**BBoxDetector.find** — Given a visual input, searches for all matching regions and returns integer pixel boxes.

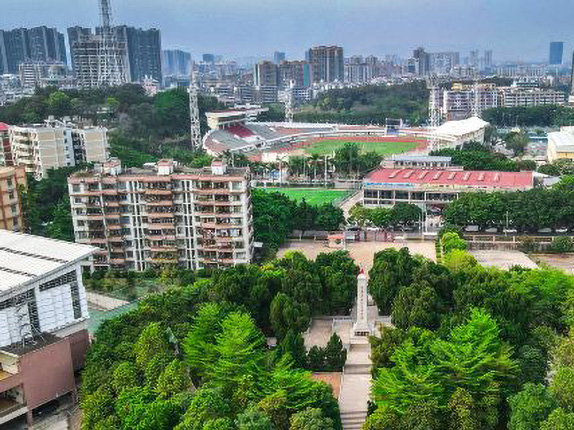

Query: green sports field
[305,139,420,156]
[260,188,350,206]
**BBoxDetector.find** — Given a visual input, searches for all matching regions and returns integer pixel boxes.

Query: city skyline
[4,0,574,63]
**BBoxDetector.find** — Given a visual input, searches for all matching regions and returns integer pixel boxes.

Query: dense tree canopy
[431,142,536,172]
[443,178,574,232]
[81,251,358,430]
[295,81,429,126]
[367,243,574,430]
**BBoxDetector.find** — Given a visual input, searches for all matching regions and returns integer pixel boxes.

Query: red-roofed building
[0,123,12,166]
[363,168,534,209]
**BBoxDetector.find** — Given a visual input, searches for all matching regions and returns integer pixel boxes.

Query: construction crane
[285,80,295,123]
[97,0,126,87]
[427,74,442,152]
[471,70,481,118]
[189,64,202,149]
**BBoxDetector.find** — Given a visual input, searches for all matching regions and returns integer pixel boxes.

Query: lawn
[260,188,350,206]
[305,139,420,156]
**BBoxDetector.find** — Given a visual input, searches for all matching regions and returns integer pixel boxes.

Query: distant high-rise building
[203,53,215,63]
[307,45,344,83]
[69,25,161,86]
[113,26,162,83]
[67,26,92,72]
[0,27,67,74]
[483,50,493,67]
[162,49,191,77]
[254,60,279,87]
[413,47,430,75]
[469,50,480,67]
[27,26,67,65]
[68,28,128,89]
[274,51,286,64]
[549,42,564,65]
[429,52,460,74]
[279,60,311,88]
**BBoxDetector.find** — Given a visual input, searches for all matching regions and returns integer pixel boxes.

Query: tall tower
[189,64,201,149]
[428,74,442,152]
[285,80,295,123]
[98,0,126,87]
[471,71,481,118]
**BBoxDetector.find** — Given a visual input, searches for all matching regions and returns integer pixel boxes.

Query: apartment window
[6,179,12,187]
[77,220,85,227]
[11,205,17,215]
[75,197,82,204]
[8,191,14,200]
[72,184,80,192]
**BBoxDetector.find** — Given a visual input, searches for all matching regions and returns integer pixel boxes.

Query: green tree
[448,388,477,430]
[279,330,308,369]
[209,312,266,392]
[111,362,140,394]
[324,334,346,371]
[134,322,171,371]
[391,282,441,330]
[307,346,325,371]
[540,408,574,430]
[236,407,275,430]
[183,303,225,381]
[441,232,467,254]
[156,359,191,398]
[550,366,574,410]
[509,383,557,430]
[290,408,334,430]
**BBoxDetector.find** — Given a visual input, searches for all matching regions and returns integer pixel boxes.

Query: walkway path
[339,338,371,430]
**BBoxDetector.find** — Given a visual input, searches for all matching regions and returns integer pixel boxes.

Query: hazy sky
[4,0,574,63]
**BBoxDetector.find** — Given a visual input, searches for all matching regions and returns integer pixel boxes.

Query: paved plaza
[470,250,538,270]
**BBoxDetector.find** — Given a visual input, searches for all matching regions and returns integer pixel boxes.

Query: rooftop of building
[0,230,97,292]
[391,155,452,163]
[364,167,533,189]
[0,123,9,131]
[549,127,574,152]
[0,333,61,357]
[434,117,490,137]
[70,159,249,179]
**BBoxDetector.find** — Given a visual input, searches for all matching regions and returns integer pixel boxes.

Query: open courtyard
[278,238,436,271]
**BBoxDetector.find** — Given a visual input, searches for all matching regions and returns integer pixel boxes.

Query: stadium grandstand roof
[364,168,533,189]
[549,127,574,152]
[434,117,489,137]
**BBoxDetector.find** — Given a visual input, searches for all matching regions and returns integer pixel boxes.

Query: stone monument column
[353,269,371,337]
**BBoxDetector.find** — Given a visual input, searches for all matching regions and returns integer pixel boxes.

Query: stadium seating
[227,124,254,138]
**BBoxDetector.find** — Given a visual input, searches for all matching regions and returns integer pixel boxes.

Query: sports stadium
[202,106,489,161]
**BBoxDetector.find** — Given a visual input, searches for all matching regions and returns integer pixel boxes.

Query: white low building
[0,230,96,348]
[432,116,490,149]
[547,127,574,163]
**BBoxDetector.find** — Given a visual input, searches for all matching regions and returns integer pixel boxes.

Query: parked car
[485,227,498,233]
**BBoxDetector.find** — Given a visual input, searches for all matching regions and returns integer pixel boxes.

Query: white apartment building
[442,83,566,120]
[7,119,108,179]
[498,87,565,107]
[68,159,254,271]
